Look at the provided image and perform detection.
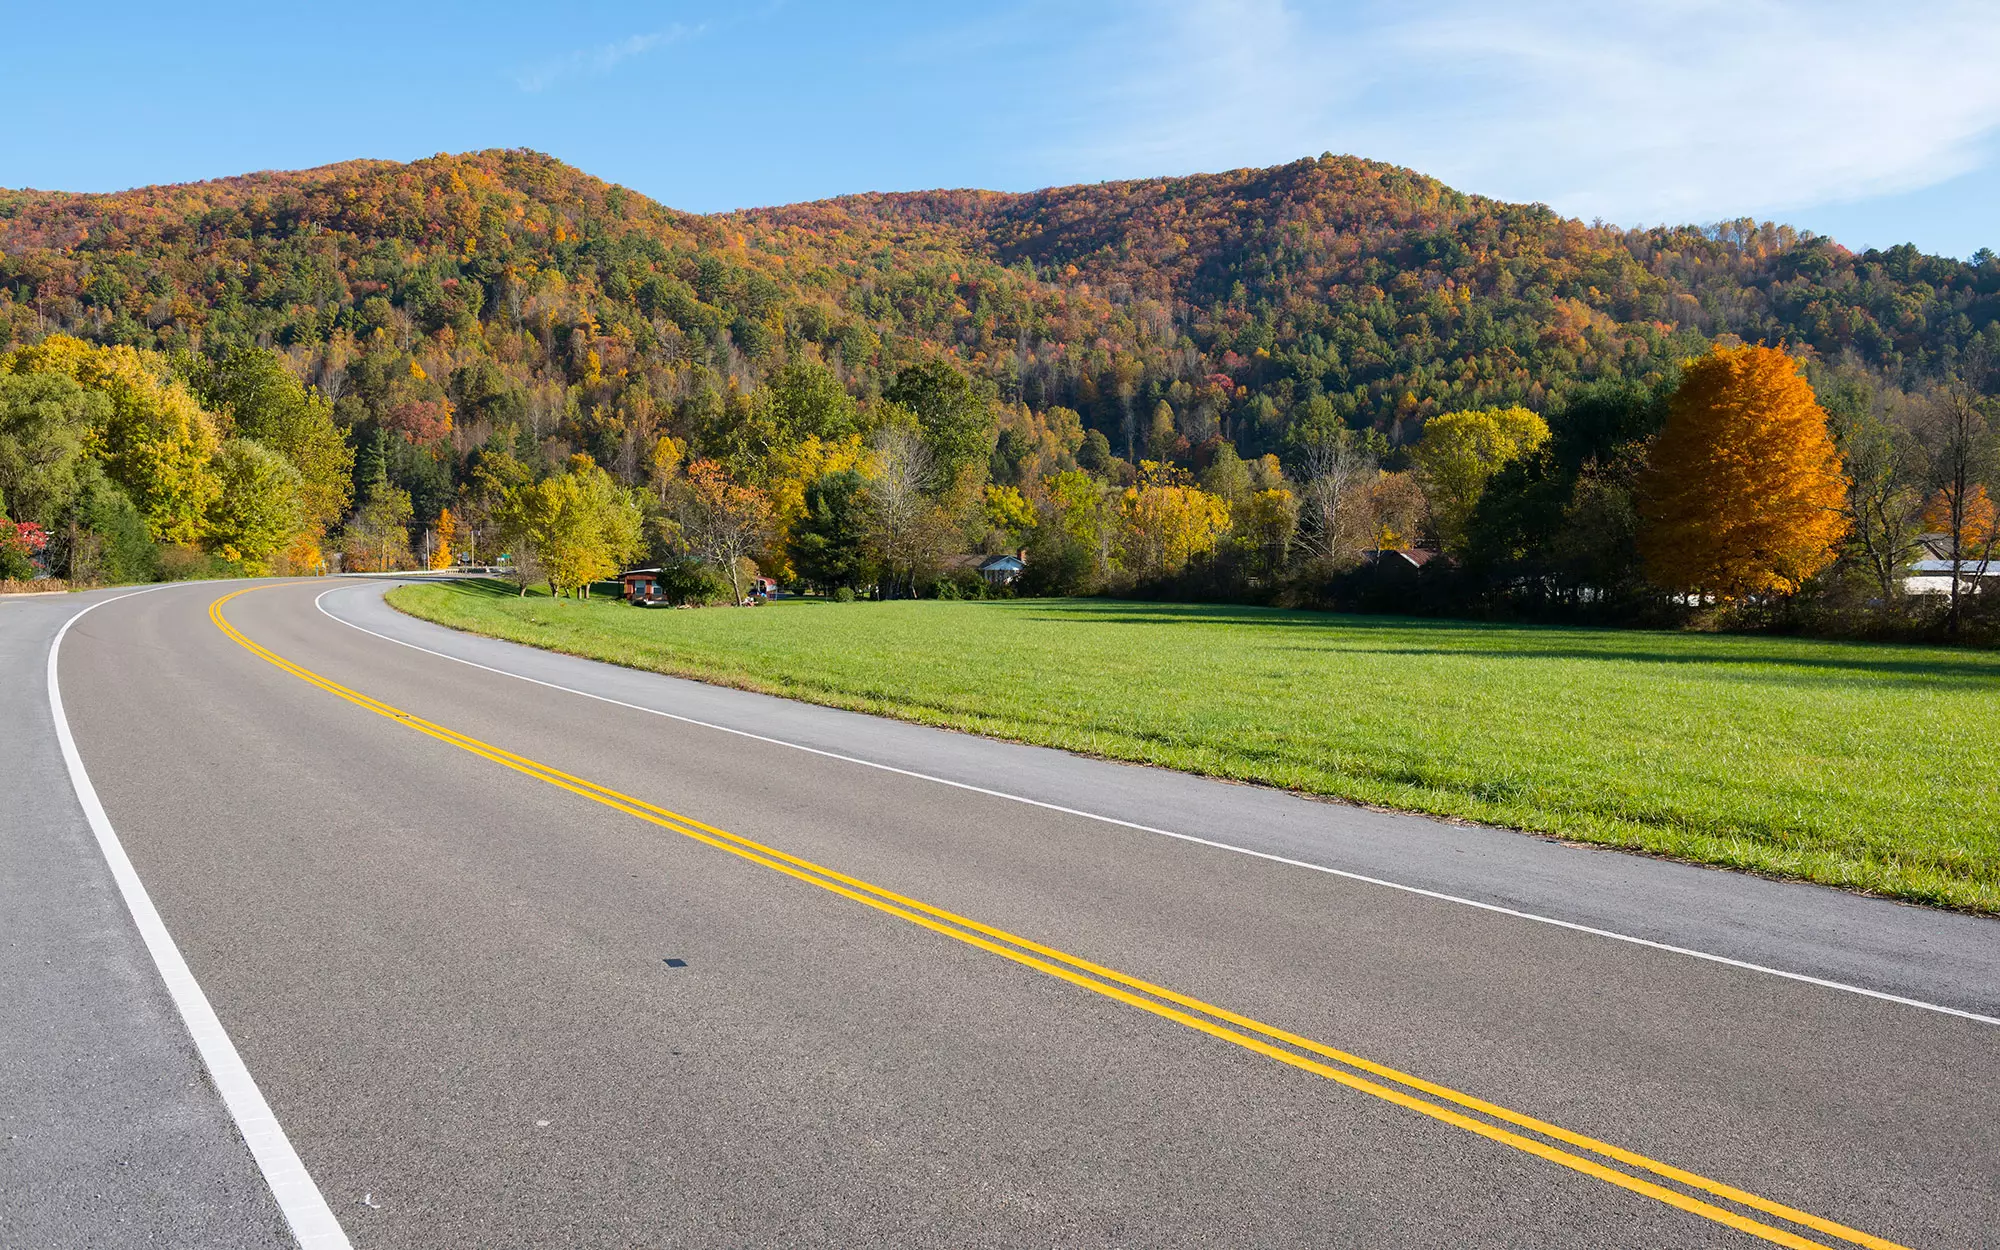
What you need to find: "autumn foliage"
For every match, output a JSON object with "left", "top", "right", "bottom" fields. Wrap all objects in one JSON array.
[
  {"left": 430, "top": 506, "right": 457, "bottom": 569},
  {"left": 1637, "top": 346, "right": 1849, "bottom": 599}
]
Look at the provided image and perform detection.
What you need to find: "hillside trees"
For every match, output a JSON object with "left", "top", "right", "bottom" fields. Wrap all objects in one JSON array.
[
  {"left": 0, "top": 150, "right": 1992, "bottom": 631},
  {"left": 1637, "top": 346, "right": 1849, "bottom": 601}
]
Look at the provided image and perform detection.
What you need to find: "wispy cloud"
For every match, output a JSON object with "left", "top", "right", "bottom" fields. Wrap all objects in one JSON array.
[
  {"left": 1056, "top": 0, "right": 2000, "bottom": 227},
  {"left": 516, "top": 24, "right": 702, "bottom": 94}
]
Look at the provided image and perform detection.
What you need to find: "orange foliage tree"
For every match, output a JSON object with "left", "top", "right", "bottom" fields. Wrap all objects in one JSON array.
[
  {"left": 430, "top": 506, "right": 458, "bottom": 569},
  {"left": 1637, "top": 345, "right": 1848, "bottom": 600}
]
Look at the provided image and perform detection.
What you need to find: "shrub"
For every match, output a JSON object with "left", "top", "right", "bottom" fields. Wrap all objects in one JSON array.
[
  {"left": 832, "top": 586, "right": 857, "bottom": 603},
  {"left": 653, "top": 557, "right": 733, "bottom": 605},
  {"left": 156, "top": 543, "right": 219, "bottom": 581}
]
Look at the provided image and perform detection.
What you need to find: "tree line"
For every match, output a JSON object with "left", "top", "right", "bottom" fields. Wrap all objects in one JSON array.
[{"left": 3, "top": 325, "right": 1993, "bottom": 643}]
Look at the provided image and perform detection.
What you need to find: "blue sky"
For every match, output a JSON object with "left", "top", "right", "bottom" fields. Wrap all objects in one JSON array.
[{"left": 5, "top": 0, "right": 1997, "bottom": 258}]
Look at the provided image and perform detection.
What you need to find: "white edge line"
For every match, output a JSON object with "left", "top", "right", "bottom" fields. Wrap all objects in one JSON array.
[
  {"left": 315, "top": 583, "right": 2000, "bottom": 1030},
  {"left": 52, "top": 587, "right": 353, "bottom": 1250}
]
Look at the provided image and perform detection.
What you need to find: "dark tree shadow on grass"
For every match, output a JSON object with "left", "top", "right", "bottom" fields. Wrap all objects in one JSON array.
[{"left": 1011, "top": 600, "right": 2000, "bottom": 686}]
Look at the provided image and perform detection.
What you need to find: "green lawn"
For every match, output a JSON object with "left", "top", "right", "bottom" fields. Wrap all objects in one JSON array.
[{"left": 387, "top": 580, "right": 2000, "bottom": 913}]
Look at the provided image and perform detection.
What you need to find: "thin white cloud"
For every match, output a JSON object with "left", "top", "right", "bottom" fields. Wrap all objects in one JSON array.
[
  {"left": 1060, "top": 0, "right": 2000, "bottom": 227},
  {"left": 516, "top": 25, "right": 702, "bottom": 94}
]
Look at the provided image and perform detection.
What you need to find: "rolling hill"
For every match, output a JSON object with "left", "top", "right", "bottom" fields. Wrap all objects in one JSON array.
[{"left": 2, "top": 147, "right": 1993, "bottom": 474}]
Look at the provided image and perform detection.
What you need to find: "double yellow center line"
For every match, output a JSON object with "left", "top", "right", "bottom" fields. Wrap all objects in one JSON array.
[{"left": 211, "top": 584, "right": 1906, "bottom": 1250}]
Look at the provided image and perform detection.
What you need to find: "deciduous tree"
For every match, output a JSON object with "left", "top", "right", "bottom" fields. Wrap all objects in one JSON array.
[
  {"left": 3, "top": 336, "right": 221, "bottom": 544},
  {"left": 1295, "top": 427, "right": 1377, "bottom": 567},
  {"left": 191, "top": 346, "right": 354, "bottom": 539},
  {"left": 1411, "top": 405, "right": 1550, "bottom": 556},
  {"left": 1118, "top": 462, "right": 1230, "bottom": 579},
  {"left": 1915, "top": 387, "right": 2000, "bottom": 632},
  {"left": 504, "top": 459, "right": 644, "bottom": 598},
  {"left": 342, "top": 486, "right": 414, "bottom": 573},
  {"left": 677, "top": 459, "right": 773, "bottom": 604},
  {"left": 205, "top": 438, "right": 305, "bottom": 574},
  {"left": 1637, "top": 345, "right": 1849, "bottom": 601},
  {"left": 863, "top": 426, "right": 956, "bottom": 598},
  {"left": 430, "top": 506, "right": 458, "bottom": 569},
  {"left": 883, "top": 361, "right": 997, "bottom": 495},
  {"left": 0, "top": 371, "right": 103, "bottom": 527}
]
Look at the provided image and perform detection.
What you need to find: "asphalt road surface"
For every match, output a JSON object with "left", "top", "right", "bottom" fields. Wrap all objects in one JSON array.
[{"left": 8, "top": 577, "right": 1997, "bottom": 1248}]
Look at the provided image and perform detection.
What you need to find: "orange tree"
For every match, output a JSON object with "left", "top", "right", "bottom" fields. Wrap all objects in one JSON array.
[{"left": 1637, "top": 345, "right": 1848, "bottom": 600}]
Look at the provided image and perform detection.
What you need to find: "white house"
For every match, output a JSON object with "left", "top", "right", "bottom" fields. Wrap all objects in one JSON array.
[{"left": 1904, "top": 535, "right": 2000, "bottom": 596}]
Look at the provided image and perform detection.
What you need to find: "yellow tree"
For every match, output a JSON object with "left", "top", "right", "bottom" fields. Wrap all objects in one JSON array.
[
  {"left": 1637, "top": 345, "right": 1849, "bottom": 600},
  {"left": 1117, "top": 462, "right": 1230, "bottom": 579},
  {"left": 648, "top": 434, "right": 686, "bottom": 504},
  {"left": 1410, "top": 405, "right": 1550, "bottom": 555},
  {"left": 204, "top": 438, "right": 305, "bottom": 575},
  {"left": 761, "top": 433, "right": 865, "bottom": 581},
  {"left": 502, "top": 459, "right": 644, "bottom": 598},
  {"left": 430, "top": 506, "right": 458, "bottom": 569},
  {"left": 982, "top": 483, "right": 1036, "bottom": 548},
  {"left": 2, "top": 335, "right": 221, "bottom": 543},
  {"left": 1231, "top": 487, "right": 1298, "bottom": 579}
]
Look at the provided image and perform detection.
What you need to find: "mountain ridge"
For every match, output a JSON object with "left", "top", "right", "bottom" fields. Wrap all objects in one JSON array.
[{"left": 1, "top": 147, "right": 1992, "bottom": 476}]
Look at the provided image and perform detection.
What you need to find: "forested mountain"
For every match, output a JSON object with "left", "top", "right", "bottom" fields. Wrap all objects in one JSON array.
[
  {"left": 1, "top": 149, "right": 1993, "bottom": 636},
  {"left": 3, "top": 148, "right": 1995, "bottom": 473}
]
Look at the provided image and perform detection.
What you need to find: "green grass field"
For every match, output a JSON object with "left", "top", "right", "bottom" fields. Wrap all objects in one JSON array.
[{"left": 387, "top": 580, "right": 2000, "bottom": 913}]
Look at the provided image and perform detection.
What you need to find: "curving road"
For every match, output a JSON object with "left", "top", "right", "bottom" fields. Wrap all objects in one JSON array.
[{"left": 6, "top": 577, "right": 1997, "bottom": 1248}]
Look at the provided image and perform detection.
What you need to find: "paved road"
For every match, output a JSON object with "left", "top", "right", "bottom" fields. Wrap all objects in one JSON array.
[{"left": 12, "top": 578, "right": 1999, "bottom": 1247}]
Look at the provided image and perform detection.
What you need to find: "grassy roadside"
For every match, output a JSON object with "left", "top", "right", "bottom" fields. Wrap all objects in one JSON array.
[{"left": 388, "top": 580, "right": 2000, "bottom": 913}]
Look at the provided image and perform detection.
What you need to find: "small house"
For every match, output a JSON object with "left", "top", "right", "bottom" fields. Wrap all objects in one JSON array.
[
  {"left": 621, "top": 568, "right": 664, "bottom": 602},
  {"left": 1360, "top": 548, "right": 1438, "bottom": 572},
  {"left": 976, "top": 553, "right": 1026, "bottom": 587}
]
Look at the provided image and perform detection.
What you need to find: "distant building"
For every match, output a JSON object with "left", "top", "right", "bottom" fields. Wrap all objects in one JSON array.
[
  {"left": 1360, "top": 548, "right": 1438, "bottom": 571},
  {"left": 621, "top": 568, "right": 663, "bottom": 602},
  {"left": 976, "top": 553, "right": 1026, "bottom": 586},
  {"left": 1905, "top": 535, "right": 1999, "bottom": 596}
]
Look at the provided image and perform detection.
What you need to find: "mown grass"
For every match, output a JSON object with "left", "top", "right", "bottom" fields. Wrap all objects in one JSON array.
[{"left": 387, "top": 580, "right": 2000, "bottom": 913}]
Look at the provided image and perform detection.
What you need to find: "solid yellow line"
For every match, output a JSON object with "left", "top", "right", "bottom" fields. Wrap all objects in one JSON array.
[{"left": 209, "top": 584, "right": 1905, "bottom": 1250}]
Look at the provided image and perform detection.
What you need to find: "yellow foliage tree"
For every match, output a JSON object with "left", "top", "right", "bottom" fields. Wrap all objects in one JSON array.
[
  {"left": 2, "top": 335, "right": 222, "bottom": 543},
  {"left": 431, "top": 506, "right": 458, "bottom": 569},
  {"left": 982, "top": 483, "right": 1036, "bottom": 544},
  {"left": 1637, "top": 345, "right": 1849, "bottom": 599},
  {"left": 761, "top": 433, "right": 866, "bottom": 580},
  {"left": 649, "top": 434, "right": 686, "bottom": 502},
  {"left": 1118, "top": 462, "right": 1230, "bottom": 579},
  {"left": 1232, "top": 486, "right": 1298, "bottom": 577},
  {"left": 501, "top": 459, "right": 644, "bottom": 597},
  {"left": 1410, "top": 405, "right": 1550, "bottom": 555}
]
